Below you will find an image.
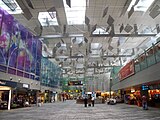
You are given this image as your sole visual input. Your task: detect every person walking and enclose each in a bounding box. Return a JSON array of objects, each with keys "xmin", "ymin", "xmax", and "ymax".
[
  {"xmin": 142, "ymin": 95, "xmax": 148, "ymax": 110},
  {"xmin": 91, "ymin": 96, "xmax": 95, "ymax": 107}
]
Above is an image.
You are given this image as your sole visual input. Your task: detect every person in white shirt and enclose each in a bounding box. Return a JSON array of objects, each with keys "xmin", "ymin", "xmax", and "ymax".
[{"xmin": 91, "ymin": 96, "xmax": 95, "ymax": 107}]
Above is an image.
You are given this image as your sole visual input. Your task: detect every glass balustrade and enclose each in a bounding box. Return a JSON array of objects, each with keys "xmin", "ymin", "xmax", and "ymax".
[{"xmin": 134, "ymin": 42, "xmax": 160, "ymax": 73}]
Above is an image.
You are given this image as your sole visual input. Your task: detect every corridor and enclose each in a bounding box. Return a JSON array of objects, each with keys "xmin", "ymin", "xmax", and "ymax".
[{"xmin": 0, "ymin": 101, "xmax": 160, "ymax": 120}]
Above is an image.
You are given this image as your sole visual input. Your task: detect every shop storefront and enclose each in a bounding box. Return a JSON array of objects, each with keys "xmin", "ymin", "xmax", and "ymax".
[
  {"xmin": 0, "ymin": 79, "xmax": 30, "ymax": 110},
  {"xmin": 39, "ymin": 90, "xmax": 53, "ymax": 103},
  {"xmin": 27, "ymin": 89, "xmax": 37, "ymax": 104},
  {"xmin": 148, "ymin": 83, "xmax": 160, "ymax": 107},
  {"xmin": 122, "ymin": 83, "xmax": 160, "ymax": 108}
]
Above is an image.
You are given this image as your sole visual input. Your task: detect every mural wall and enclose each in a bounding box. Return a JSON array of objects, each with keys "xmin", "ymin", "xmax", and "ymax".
[{"xmin": 0, "ymin": 7, "xmax": 42, "ymax": 80}]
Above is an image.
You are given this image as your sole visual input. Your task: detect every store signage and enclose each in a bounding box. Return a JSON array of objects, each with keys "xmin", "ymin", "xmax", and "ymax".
[
  {"xmin": 118, "ymin": 60, "xmax": 135, "ymax": 81},
  {"xmin": 142, "ymin": 85, "xmax": 149, "ymax": 90},
  {"xmin": 23, "ymin": 84, "xmax": 29, "ymax": 88},
  {"xmin": 131, "ymin": 88, "xmax": 135, "ymax": 93},
  {"xmin": 68, "ymin": 81, "xmax": 83, "ymax": 86},
  {"xmin": 0, "ymin": 80, "xmax": 6, "ymax": 85},
  {"xmin": 0, "ymin": 79, "xmax": 17, "ymax": 87},
  {"xmin": 148, "ymin": 84, "xmax": 160, "ymax": 90}
]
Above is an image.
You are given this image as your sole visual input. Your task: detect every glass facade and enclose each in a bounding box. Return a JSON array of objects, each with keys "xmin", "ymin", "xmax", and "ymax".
[{"xmin": 41, "ymin": 57, "xmax": 62, "ymax": 87}]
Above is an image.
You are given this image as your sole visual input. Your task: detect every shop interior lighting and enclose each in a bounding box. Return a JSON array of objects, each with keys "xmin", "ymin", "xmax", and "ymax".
[
  {"xmin": 63, "ymin": 0, "xmax": 86, "ymax": 25},
  {"xmin": 0, "ymin": 0, "xmax": 22, "ymax": 14},
  {"xmin": 127, "ymin": 0, "xmax": 155, "ymax": 12}
]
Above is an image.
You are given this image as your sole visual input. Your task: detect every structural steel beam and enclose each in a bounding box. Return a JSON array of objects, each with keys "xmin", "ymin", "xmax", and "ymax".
[
  {"xmin": 87, "ymin": 65, "xmax": 121, "ymax": 68},
  {"xmin": 47, "ymin": 54, "xmax": 132, "ymax": 59},
  {"xmin": 91, "ymin": 33, "xmax": 157, "ymax": 37},
  {"xmin": 102, "ymin": 54, "xmax": 132, "ymax": 57},
  {"xmin": 42, "ymin": 32, "xmax": 157, "ymax": 39}
]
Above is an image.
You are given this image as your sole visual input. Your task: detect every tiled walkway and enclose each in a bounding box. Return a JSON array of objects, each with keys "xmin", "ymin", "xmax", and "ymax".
[{"xmin": 0, "ymin": 100, "xmax": 160, "ymax": 120}]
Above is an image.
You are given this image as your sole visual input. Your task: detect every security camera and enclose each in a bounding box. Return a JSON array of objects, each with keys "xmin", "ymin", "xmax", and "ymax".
[{"xmin": 10, "ymin": 77, "xmax": 13, "ymax": 81}]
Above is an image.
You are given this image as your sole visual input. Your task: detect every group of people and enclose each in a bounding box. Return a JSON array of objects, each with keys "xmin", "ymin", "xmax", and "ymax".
[
  {"xmin": 125, "ymin": 94, "xmax": 148, "ymax": 110},
  {"xmin": 84, "ymin": 95, "xmax": 95, "ymax": 107}
]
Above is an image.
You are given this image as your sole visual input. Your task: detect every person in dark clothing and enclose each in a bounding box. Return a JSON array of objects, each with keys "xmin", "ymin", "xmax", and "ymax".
[
  {"xmin": 84, "ymin": 95, "xmax": 88, "ymax": 107},
  {"xmin": 142, "ymin": 95, "xmax": 148, "ymax": 110}
]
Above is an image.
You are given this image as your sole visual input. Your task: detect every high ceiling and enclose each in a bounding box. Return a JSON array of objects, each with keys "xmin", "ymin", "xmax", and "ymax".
[{"xmin": 3, "ymin": 0, "xmax": 160, "ymax": 78}]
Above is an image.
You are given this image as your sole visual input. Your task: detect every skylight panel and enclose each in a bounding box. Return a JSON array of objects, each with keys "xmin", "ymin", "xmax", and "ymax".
[
  {"xmin": 38, "ymin": 12, "xmax": 58, "ymax": 26},
  {"xmin": 127, "ymin": 0, "xmax": 155, "ymax": 12},
  {"xmin": 63, "ymin": 0, "xmax": 86, "ymax": 25},
  {"xmin": 134, "ymin": 0, "xmax": 155, "ymax": 12},
  {"xmin": 0, "ymin": 0, "xmax": 22, "ymax": 14},
  {"xmin": 93, "ymin": 28, "xmax": 109, "ymax": 34}
]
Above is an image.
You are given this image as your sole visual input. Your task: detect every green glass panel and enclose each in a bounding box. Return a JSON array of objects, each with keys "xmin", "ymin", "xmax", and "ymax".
[
  {"xmin": 135, "ymin": 63, "xmax": 140, "ymax": 73},
  {"xmin": 155, "ymin": 51, "xmax": 160, "ymax": 62},
  {"xmin": 147, "ymin": 55, "xmax": 156, "ymax": 67},
  {"xmin": 140, "ymin": 60, "xmax": 147, "ymax": 70}
]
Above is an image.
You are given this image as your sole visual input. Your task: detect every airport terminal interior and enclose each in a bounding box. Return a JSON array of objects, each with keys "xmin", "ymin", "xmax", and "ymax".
[{"xmin": 0, "ymin": 0, "xmax": 160, "ymax": 119}]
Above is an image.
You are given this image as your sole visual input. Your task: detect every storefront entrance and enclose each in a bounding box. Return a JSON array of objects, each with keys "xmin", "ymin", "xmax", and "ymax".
[
  {"xmin": 0, "ymin": 79, "xmax": 30, "ymax": 110},
  {"xmin": 0, "ymin": 86, "xmax": 11, "ymax": 109}
]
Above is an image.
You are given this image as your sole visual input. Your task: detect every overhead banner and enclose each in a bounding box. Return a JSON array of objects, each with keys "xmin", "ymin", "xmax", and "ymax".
[{"xmin": 118, "ymin": 60, "xmax": 135, "ymax": 81}]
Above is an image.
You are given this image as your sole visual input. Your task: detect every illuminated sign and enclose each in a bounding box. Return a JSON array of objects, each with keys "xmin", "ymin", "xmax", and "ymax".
[
  {"xmin": 0, "ymin": 80, "xmax": 6, "ymax": 85},
  {"xmin": 68, "ymin": 81, "xmax": 83, "ymax": 86},
  {"xmin": 142, "ymin": 85, "xmax": 149, "ymax": 90},
  {"xmin": 23, "ymin": 84, "xmax": 29, "ymax": 88}
]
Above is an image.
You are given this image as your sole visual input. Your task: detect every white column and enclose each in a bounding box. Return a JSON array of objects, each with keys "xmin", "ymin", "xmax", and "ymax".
[{"xmin": 8, "ymin": 90, "xmax": 11, "ymax": 110}]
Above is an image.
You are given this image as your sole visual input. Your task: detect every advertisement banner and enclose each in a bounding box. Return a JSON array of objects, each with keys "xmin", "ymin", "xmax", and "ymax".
[{"xmin": 118, "ymin": 60, "xmax": 135, "ymax": 81}]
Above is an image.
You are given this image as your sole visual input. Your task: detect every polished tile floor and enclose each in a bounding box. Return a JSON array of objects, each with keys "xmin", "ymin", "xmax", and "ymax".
[{"xmin": 0, "ymin": 100, "xmax": 160, "ymax": 120}]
